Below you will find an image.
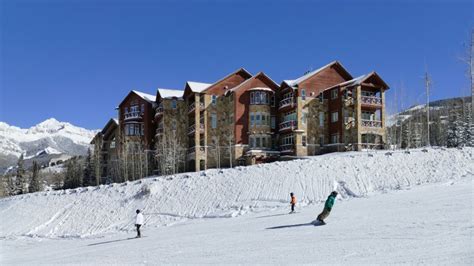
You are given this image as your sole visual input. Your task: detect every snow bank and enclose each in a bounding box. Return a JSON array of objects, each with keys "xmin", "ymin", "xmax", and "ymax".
[{"xmin": 0, "ymin": 148, "xmax": 472, "ymax": 239}]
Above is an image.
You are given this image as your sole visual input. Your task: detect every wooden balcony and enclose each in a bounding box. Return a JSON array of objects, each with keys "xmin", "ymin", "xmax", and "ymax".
[
  {"xmin": 279, "ymin": 120, "xmax": 297, "ymax": 132},
  {"xmin": 279, "ymin": 144, "xmax": 295, "ymax": 153},
  {"xmin": 188, "ymin": 102, "xmax": 204, "ymax": 114},
  {"xmin": 154, "ymin": 106, "xmax": 164, "ymax": 119},
  {"xmin": 361, "ymin": 120, "xmax": 382, "ymax": 128},
  {"xmin": 278, "ymin": 97, "xmax": 296, "ymax": 110},
  {"xmin": 361, "ymin": 96, "xmax": 382, "ymax": 108},
  {"xmin": 124, "ymin": 111, "xmax": 142, "ymax": 120},
  {"xmin": 188, "ymin": 123, "xmax": 204, "ymax": 135}
]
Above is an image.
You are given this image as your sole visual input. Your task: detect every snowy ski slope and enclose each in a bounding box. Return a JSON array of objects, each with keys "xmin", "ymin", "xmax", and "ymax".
[{"xmin": 0, "ymin": 148, "xmax": 472, "ymax": 239}]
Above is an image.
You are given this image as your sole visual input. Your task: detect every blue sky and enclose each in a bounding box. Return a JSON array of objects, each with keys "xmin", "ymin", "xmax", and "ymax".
[{"xmin": 1, "ymin": 0, "xmax": 473, "ymax": 129}]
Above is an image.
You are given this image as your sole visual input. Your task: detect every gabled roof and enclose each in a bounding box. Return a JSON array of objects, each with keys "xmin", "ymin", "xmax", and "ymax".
[
  {"xmin": 131, "ymin": 90, "xmax": 156, "ymax": 103},
  {"xmin": 283, "ymin": 61, "xmax": 353, "ymax": 87},
  {"xmin": 186, "ymin": 81, "xmax": 211, "ymax": 93},
  {"xmin": 101, "ymin": 118, "xmax": 119, "ymax": 135},
  {"xmin": 227, "ymin": 72, "xmax": 279, "ymax": 94},
  {"xmin": 156, "ymin": 88, "xmax": 183, "ymax": 101},
  {"xmin": 202, "ymin": 68, "xmax": 253, "ymax": 93},
  {"xmin": 118, "ymin": 90, "xmax": 156, "ymax": 107},
  {"xmin": 325, "ymin": 71, "xmax": 389, "ymax": 91}
]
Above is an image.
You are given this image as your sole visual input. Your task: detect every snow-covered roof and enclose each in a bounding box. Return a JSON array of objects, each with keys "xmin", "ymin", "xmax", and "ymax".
[
  {"xmin": 248, "ymin": 87, "xmax": 274, "ymax": 93},
  {"xmin": 132, "ymin": 90, "xmax": 156, "ymax": 103},
  {"xmin": 187, "ymin": 81, "xmax": 211, "ymax": 93},
  {"xmin": 157, "ymin": 88, "xmax": 183, "ymax": 99},
  {"xmin": 285, "ymin": 61, "xmax": 351, "ymax": 87},
  {"xmin": 228, "ymin": 72, "xmax": 278, "ymax": 93},
  {"xmin": 325, "ymin": 71, "xmax": 389, "ymax": 91}
]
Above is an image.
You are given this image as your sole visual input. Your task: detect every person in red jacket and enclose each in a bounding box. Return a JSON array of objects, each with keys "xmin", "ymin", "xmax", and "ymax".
[{"xmin": 290, "ymin": 192, "xmax": 297, "ymax": 213}]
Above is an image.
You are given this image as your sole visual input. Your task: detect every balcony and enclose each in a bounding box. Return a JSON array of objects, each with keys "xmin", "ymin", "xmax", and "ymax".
[
  {"xmin": 361, "ymin": 96, "xmax": 382, "ymax": 108},
  {"xmin": 279, "ymin": 144, "xmax": 295, "ymax": 153},
  {"xmin": 361, "ymin": 120, "xmax": 382, "ymax": 128},
  {"xmin": 278, "ymin": 97, "xmax": 295, "ymax": 110},
  {"xmin": 188, "ymin": 123, "xmax": 204, "ymax": 135},
  {"xmin": 188, "ymin": 102, "xmax": 204, "ymax": 114},
  {"xmin": 124, "ymin": 111, "xmax": 142, "ymax": 120},
  {"xmin": 344, "ymin": 97, "xmax": 354, "ymax": 107},
  {"xmin": 279, "ymin": 120, "xmax": 297, "ymax": 132},
  {"xmin": 155, "ymin": 106, "xmax": 164, "ymax": 119},
  {"xmin": 155, "ymin": 127, "xmax": 164, "ymax": 138}
]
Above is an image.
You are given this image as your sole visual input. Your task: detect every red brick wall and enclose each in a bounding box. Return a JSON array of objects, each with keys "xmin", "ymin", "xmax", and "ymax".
[
  {"xmin": 118, "ymin": 93, "xmax": 155, "ymax": 149},
  {"xmin": 204, "ymin": 72, "xmax": 250, "ymax": 96},
  {"xmin": 233, "ymin": 76, "xmax": 279, "ymax": 144}
]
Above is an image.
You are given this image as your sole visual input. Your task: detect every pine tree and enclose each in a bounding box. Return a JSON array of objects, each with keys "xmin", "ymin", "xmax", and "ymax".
[
  {"xmin": 16, "ymin": 154, "xmax": 27, "ymax": 194},
  {"xmin": 83, "ymin": 148, "xmax": 93, "ymax": 186},
  {"xmin": 464, "ymin": 104, "xmax": 473, "ymax": 146},
  {"xmin": 29, "ymin": 161, "xmax": 41, "ymax": 193}
]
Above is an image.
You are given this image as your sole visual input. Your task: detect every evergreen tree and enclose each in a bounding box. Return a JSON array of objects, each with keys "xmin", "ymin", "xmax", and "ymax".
[
  {"xmin": 16, "ymin": 154, "xmax": 27, "ymax": 194},
  {"xmin": 63, "ymin": 157, "xmax": 83, "ymax": 189},
  {"xmin": 29, "ymin": 161, "xmax": 41, "ymax": 193},
  {"xmin": 83, "ymin": 148, "xmax": 93, "ymax": 186}
]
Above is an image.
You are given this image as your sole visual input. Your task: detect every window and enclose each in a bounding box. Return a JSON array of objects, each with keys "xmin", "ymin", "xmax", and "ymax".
[
  {"xmin": 251, "ymin": 91, "xmax": 269, "ymax": 105},
  {"xmin": 302, "ymin": 112, "xmax": 307, "ymax": 125},
  {"xmin": 256, "ymin": 137, "xmax": 261, "ymax": 148},
  {"xmin": 271, "ymin": 116, "xmax": 276, "ymax": 129},
  {"xmin": 331, "ymin": 89, "xmax": 338, "ymax": 99},
  {"xmin": 319, "ymin": 112, "xmax": 324, "ymax": 127},
  {"xmin": 141, "ymin": 104, "xmax": 145, "ymax": 113},
  {"xmin": 211, "ymin": 95, "xmax": 217, "ymax": 105},
  {"xmin": 250, "ymin": 113, "xmax": 255, "ymax": 126},
  {"xmin": 110, "ymin": 139, "xmax": 116, "ymax": 149},
  {"xmin": 301, "ymin": 89, "xmax": 306, "ymax": 100},
  {"xmin": 331, "ymin": 134, "xmax": 339, "ymax": 144},
  {"xmin": 302, "ymin": 135, "xmax": 307, "ymax": 147},
  {"xmin": 211, "ymin": 113, "xmax": 217, "ymax": 128},
  {"xmin": 331, "ymin": 112, "xmax": 339, "ymax": 123},
  {"xmin": 125, "ymin": 107, "xmax": 128, "ymax": 114},
  {"xmin": 171, "ymin": 100, "xmax": 177, "ymax": 109},
  {"xmin": 270, "ymin": 95, "xmax": 275, "ymax": 106},
  {"xmin": 262, "ymin": 114, "xmax": 266, "ymax": 124},
  {"xmin": 256, "ymin": 113, "xmax": 261, "ymax": 125},
  {"xmin": 319, "ymin": 92, "xmax": 324, "ymax": 103},
  {"xmin": 141, "ymin": 124, "xmax": 144, "ymax": 136}
]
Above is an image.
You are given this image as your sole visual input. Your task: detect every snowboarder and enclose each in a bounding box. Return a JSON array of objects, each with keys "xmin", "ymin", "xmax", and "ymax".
[
  {"xmin": 135, "ymin": 209, "xmax": 144, "ymax": 238},
  {"xmin": 316, "ymin": 191, "xmax": 338, "ymax": 224},
  {"xmin": 290, "ymin": 192, "xmax": 297, "ymax": 213}
]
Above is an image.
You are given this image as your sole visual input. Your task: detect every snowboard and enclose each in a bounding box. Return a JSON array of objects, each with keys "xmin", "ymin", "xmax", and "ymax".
[{"xmin": 312, "ymin": 220, "xmax": 326, "ymax": 226}]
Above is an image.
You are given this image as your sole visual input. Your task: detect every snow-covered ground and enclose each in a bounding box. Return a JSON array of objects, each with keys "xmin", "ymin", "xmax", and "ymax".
[{"xmin": 0, "ymin": 148, "xmax": 473, "ymax": 264}]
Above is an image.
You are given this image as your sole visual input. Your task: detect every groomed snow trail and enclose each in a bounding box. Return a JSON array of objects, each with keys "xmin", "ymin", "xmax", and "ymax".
[
  {"xmin": 1, "ymin": 178, "xmax": 472, "ymax": 264},
  {"xmin": 0, "ymin": 148, "xmax": 472, "ymax": 239}
]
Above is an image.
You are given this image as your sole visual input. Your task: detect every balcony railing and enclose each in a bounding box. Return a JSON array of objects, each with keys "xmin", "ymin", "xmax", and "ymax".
[
  {"xmin": 188, "ymin": 123, "xmax": 204, "ymax": 135},
  {"xmin": 279, "ymin": 97, "xmax": 295, "ymax": 109},
  {"xmin": 279, "ymin": 120, "xmax": 297, "ymax": 131},
  {"xmin": 124, "ymin": 111, "xmax": 142, "ymax": 120},
  {"xmin": 280, "ymin": 144, "xmax": 295, "ymax": 152},
  {"xmin": 154, "ymin": 106, "xmax": 164, "ymax": 119},
  {"xmin": 188, "ymin": 102, "xmax": 204, "ymax": 113},
  {"xmin": 361, "ymin": 96, "xmax": 382, "ymax": 107},
  {"xmin": 361, "ymin": 120, "xmax": 382, "ymax": 128}
]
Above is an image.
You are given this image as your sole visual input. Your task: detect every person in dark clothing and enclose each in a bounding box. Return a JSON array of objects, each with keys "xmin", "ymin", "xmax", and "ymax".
[
  {"xmin": 290, "ymin": 192, "xmax": 297, "ymax": 213},
  {"xmin": 317, "ymin": 191, "xmax": 338, "ymax": 224},
  {"xmin": 135, "ymin": 209, "xmax": 144, "ymax": 238}
]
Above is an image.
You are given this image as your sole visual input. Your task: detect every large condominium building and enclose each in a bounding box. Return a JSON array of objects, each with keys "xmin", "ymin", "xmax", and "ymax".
[{"xmin": 92, "ymin": 61, "xmax": 389, "ymax": 180}]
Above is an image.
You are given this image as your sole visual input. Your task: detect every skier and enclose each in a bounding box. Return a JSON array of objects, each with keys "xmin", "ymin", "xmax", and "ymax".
[
  {"xmin": 290, "ymin": 192, "xmax": 297, "ymax": 213},
  {"xmin": 135, "ymin": 209, "xmax": 144, "ymax": 238},
  {"xmin": 316, "ymin": 191, "xmax": 338, "ymax": 225}
]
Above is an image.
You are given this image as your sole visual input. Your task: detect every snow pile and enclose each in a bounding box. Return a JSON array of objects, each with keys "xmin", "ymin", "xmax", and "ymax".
[{"xmin": 0, "ymin": 148, "xmax": 472, "ymax": 239}]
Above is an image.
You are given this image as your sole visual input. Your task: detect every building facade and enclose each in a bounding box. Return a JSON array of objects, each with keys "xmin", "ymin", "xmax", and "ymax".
[{"xmin": 92, "ymin": 61, "xmax": 390, "ymax": 179}]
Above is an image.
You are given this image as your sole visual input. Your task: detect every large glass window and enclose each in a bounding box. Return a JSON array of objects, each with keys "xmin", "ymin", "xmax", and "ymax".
[
  {"xmin": 331, "ymin": 89, "xmax": 338, "ymax": 99},
  {"xmin": 331, "ymin": 112, "xmax": 338, "ymax": 123},
  {"xmin": 211, "ymin": 95, "xmax": 217, "ymax": 105},
  {"xmin": 211, "ymin": 113, "xmax": 217, "ymax": 128},
  {"xmin": 271, "ymin": 116, "xmax": 276, "ymax": 129},
  {"xmin": 172, "ymin": 100, "xmax": 177, "ymax": 109},
  {"xmin": 319, "ymin": 112, "xmax": 324, "ymax": 126},
  {"xmin": 301, "ymin": 89, "xmax": 306, "ymax": 100}
]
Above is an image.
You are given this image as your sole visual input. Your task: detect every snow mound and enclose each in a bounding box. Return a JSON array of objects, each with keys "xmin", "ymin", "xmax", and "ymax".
[{"xmin": 0, "ymin": 148, "xmax": 472, "ymax": 239}]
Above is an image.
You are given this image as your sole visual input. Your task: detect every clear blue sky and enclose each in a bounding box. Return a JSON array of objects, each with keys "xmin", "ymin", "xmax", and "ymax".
[{"xmin": 1, "ymin": 0, "xmax": 473, "ymax": 129}]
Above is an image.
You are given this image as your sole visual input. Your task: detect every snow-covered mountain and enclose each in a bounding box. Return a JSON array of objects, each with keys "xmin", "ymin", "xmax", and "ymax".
[{"xmin": 0, "ymin": 118, "xmax": 98, "ymax": 172}]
